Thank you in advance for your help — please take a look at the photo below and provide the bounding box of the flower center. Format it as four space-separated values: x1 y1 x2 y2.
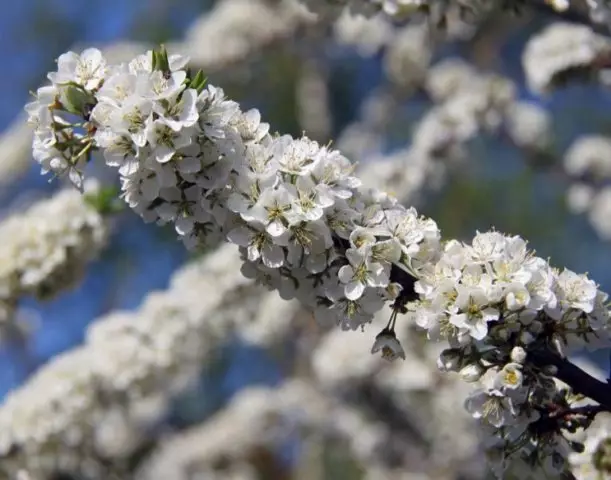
382 346 394 359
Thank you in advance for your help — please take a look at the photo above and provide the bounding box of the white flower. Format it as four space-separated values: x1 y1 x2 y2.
504 282 532 311
227 223 287 268
226 172 276 216
145 118 193 163
48 48 107 90
371 330 405 361
370 238 402 264
197 85 239 140
285 220 334 271
449 287 499 340
468 231 508 263
94 130 141 176
246 186 295 237
272 135 321 176
546 0 569 11
565 135 611 180
349 227 377 250
310 148 360 199
128 52 153 74
96 71 136 105
154 89 199 131
137 70 187 100
494 363 524 390
464 389 516 428
526 261 557 310
338 248 389 300
231 108 269 143
287 175 335 222
556 268 598 314
459 363 485 383
317 286 385 331
25 86 58 148
111 95 152 147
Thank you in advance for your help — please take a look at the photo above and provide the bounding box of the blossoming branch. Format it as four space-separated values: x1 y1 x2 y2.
0 182 108 337
25 45 611 478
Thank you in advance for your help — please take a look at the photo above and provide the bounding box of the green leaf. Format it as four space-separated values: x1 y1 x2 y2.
62 85 95 115
189 69 208 94
152 44 170 75
151 50 159 71
84 186 124 215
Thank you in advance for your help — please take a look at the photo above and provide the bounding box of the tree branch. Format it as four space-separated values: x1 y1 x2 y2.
529 348 611 411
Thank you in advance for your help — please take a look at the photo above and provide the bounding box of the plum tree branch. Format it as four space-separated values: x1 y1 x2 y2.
389 263 611 413
528 348 611 411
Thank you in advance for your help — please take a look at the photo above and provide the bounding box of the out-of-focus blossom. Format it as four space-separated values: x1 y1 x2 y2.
523 22 611 94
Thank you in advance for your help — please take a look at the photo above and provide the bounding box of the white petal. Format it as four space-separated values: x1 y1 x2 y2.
177 156 201 174
155 146 174 163
227 227 252 247
471 319 489 341
118 157 140 176
338 265 354 284
68 168 83 192
262 244 284 268
246 245 262 262
345 281 365 300
175 216 194 235
156 203 178 221
266 220 286 237
141 177 160 201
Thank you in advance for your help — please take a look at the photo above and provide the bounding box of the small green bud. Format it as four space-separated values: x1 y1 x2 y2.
61 85 95 115
152 45 170 75
189 70 208 94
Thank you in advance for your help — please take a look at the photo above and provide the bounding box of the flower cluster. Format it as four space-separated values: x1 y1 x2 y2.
359 58 551 208
569 411 611 479
299 0 496 22
136 380 396 480
28 47 442 333
410 230 610 476
27 46 611 478
522 22 611 94
413 230 608 349
0 119 36 188
0 182 108 333
0 244 300 479
564 135 611 241
333 8 393 57
179 0 314 71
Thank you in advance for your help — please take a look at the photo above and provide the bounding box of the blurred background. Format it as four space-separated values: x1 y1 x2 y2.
2 1 611 478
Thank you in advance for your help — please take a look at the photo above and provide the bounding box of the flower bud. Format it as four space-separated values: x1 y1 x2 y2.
459 363 485 383
519 331 535 344
493 326 510 342
437 348 462 372
510 346 527 364
371 330 406 362
61 84 95 115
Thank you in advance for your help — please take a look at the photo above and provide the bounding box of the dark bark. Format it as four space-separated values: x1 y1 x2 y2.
529 348 611 410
